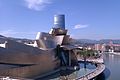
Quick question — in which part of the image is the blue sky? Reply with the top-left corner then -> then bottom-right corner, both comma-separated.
0,0 -> 120,40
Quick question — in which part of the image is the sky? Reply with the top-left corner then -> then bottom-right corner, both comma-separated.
0,0 -> 120,40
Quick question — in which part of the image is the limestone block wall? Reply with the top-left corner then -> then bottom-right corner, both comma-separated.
54,36 -> 64,45
51,28 -> 67,35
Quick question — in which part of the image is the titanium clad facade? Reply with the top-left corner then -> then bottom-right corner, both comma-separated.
0,15 -> 79,79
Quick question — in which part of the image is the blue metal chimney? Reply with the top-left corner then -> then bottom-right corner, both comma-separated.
54,15 -> 65,29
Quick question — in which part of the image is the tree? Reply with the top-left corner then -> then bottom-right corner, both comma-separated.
77,48 -> 96,68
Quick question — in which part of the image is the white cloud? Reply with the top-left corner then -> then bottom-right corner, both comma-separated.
24,0 -> 52,11
74,24 -> 88,29
0,30 -> 36,37
0,30 -> 14,37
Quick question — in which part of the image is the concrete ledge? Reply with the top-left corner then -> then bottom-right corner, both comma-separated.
77,63 -> 105,80
105,52 -> 120,56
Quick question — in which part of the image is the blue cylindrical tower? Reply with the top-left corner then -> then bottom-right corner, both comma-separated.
54,15 -> 65,29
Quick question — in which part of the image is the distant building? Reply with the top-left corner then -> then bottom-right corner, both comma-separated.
94,44 -> 106,52
95,41 -> 120,53
113,44 -> 120,52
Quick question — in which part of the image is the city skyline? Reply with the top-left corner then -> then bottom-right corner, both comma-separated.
0,0 -> 120,40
